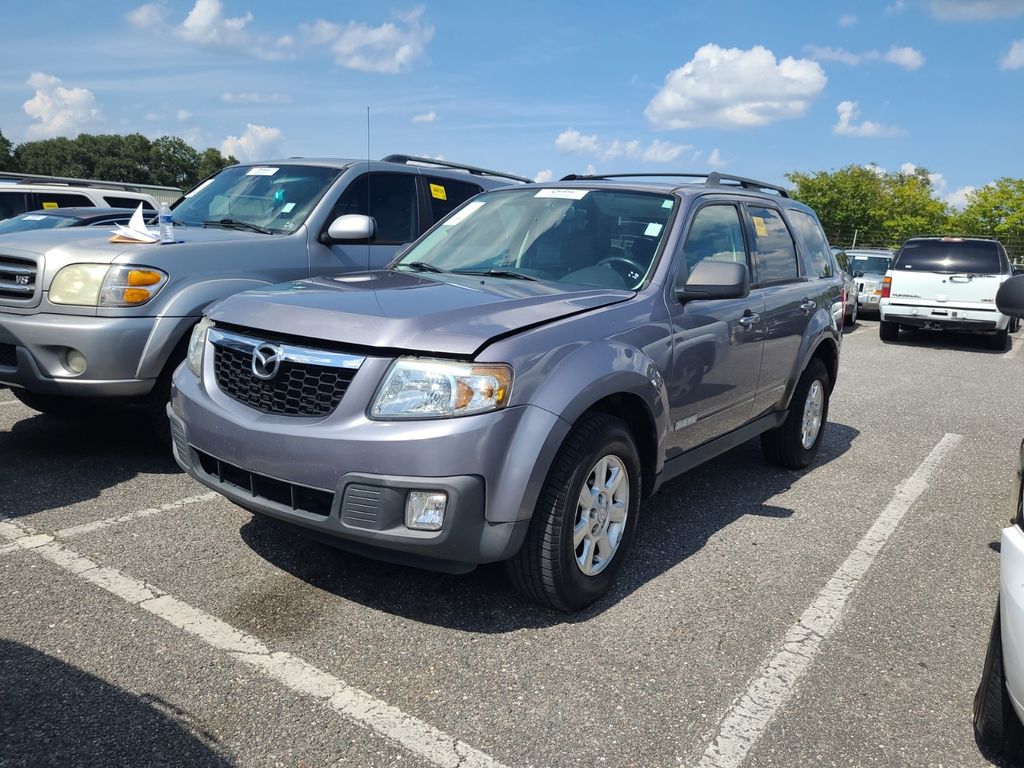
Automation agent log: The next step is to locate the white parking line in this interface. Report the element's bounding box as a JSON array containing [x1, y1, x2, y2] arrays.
[[1004, 339, 1024, 361], [692, 433, 962, 768], [54, 491, 219, 539], [0, 515, 506, 768], [0, 399, 21, 407]]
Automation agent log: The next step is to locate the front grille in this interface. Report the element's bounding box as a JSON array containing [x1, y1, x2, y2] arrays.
[[210, 329, 363, 417], [0, 255, 37, 301], [0, 343, 16, 368], [194, 449, 334, 517]]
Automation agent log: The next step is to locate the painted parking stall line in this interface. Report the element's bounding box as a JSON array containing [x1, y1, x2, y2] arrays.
[[0, 515, 507, 768], [692, 433, 962, 768], [54, 491, 219, 539]]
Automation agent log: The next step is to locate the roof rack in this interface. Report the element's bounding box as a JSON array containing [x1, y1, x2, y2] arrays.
[[557, 171, 789, 198], [381, 154, 531, 184], [0, 171, 181, 197]]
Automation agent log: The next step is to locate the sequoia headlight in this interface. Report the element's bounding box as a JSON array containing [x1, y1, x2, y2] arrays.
[[49, 264, 168, 307], [186, 317, 214, 376], [371, 358, 513, 419]]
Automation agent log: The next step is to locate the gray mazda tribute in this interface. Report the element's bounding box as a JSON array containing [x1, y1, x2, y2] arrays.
[[0, 155, 526, 437], [169, 173, 843, 611]]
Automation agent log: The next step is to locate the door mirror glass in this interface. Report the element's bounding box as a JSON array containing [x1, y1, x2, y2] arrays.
[[327, 214, 375, 241], [678, 260, 750, 302], [996, 274, 1024, 318]]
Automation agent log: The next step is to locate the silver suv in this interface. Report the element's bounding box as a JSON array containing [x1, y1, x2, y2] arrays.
[[169, 172, 843, 611], [0, 155, 526, 435]]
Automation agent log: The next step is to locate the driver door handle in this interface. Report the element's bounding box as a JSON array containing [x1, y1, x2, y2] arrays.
[[800, 299, 817, 314], [738, 312, 760, 329]]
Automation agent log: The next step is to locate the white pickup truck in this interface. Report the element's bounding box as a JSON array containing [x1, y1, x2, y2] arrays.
[[879, 236, 1015, 350]]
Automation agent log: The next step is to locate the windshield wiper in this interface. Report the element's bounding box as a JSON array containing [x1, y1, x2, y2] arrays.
[[400, 261, 446, 273], [203, 219, 273, 235], [453, 269, 541, 282]]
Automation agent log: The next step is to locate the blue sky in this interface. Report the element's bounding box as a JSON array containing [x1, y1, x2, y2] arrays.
[[1, 0, 1022, 205]]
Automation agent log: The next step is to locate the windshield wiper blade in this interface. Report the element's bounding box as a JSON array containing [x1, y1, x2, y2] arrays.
[[453, 269, 541, 281], [401, 261, 446, 273], [203, 219, 273, 235]]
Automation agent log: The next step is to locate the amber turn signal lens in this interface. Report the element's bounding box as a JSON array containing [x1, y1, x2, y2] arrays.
[[127, 269, 163, 286], [123, 288, 152, 303]]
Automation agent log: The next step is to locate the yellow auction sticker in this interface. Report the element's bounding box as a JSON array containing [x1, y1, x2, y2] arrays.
[[429, 183, 447, 200], [752, 216, 768, 237], [42, 202, 58, 209]]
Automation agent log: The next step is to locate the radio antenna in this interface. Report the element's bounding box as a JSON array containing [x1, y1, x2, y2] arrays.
[[366, 106, 371, 270]]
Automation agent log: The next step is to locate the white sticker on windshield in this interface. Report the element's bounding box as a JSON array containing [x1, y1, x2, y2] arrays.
[[281, 202, 296, 213], [184, 179, 214, 198], [245, 166, 279, 176], [644, 223, 663, 237], [662, 199, 673, 208], [534, 189, 589, 200], [443, 200, 485, 226], [23, 214, 46, 221]]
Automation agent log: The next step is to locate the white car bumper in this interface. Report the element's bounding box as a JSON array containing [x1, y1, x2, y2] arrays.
[[1001, 524, 1024, 720]]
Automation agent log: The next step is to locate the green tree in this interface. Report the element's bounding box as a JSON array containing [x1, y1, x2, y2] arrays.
[[952, 179, 1024, 248], [0, 129, 13, 171], [149, 136, 199, 188], [195, 147, 237, 185], [786, 165, 890, 246], [880, 167, 950, 245]]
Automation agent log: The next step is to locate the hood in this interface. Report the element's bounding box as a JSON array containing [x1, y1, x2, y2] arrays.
[[208, 271, 631, 356]]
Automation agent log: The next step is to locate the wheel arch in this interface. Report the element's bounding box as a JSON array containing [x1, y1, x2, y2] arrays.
[[582, 392, 660, 500]]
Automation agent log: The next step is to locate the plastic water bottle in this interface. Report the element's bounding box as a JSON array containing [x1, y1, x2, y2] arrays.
[[158, 202, 174, 244]]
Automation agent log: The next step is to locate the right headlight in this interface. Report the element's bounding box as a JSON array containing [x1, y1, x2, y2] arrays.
[[371, 358, 513, 419], [186, 317, 214, 376]]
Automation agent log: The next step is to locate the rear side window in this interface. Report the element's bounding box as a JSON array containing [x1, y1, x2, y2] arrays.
[[36, 192, 92, 208], [748, 206, 799, 284], [0, 190, 30, 220], [788, 209, 834, 278], [424, 177, 482, 224], [895, 240, 1001, 274], [676, 204, 749, 288], [104, 195, 156, 211]]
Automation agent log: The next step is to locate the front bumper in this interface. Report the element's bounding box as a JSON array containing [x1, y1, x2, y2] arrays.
[[1002, 524, 1024, 721], [879, 302, 1007, 332], [0, 311, 157, 396], [169, 361, 569, 571]]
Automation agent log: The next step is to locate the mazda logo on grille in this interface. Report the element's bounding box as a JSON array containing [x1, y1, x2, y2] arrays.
[[251, 343, 284, 380]]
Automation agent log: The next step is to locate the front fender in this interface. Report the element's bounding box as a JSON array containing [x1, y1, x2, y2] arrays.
[[136, 277, 272, 379]]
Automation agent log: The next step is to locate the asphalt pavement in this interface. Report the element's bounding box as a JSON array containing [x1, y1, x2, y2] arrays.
[[1, 316, 1021, 768]]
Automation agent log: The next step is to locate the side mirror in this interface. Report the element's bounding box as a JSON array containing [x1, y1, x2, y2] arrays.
[[678, 260, 750, 302], [853, 270, 864, 278], [323, 214, 375, 243], [997, 274, 1024, 317]]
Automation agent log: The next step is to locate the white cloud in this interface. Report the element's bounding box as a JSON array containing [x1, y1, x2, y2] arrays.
[[584, 164, 597, 176], [833, 100, 906, 138], [555, 129, 689, 164], [126, 2, 167, 27], [1002, 39, 1024, 69], [645, 44, 827, 130], [805, 44, 924, 70], [885, 46, 925, 69], [221, 91, 291, 104], [865, 163, 888, 176], [899, 162, 946, 193], [412, 111, 438, 123], [306, 6, 434, 74], [176, 109, 192, 121], [534, 169, 553, 182], [945, 186, 976, 209], [22, 72, 102, 139], [886, 0, 906, 12], [925, 0, 1024, 20], [221, 123, 282, 161], [839, 13, 858, 26], [707, 148, 727, 168]]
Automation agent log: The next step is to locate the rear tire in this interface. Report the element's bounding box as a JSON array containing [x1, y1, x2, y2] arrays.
[[990, 329, 1009, 351], [506, 412, 641, 612], [761, 358, 830, 470], [879, 320, 900, 342], [844, 300, 857, 327], [974, 601, 1024, 762]]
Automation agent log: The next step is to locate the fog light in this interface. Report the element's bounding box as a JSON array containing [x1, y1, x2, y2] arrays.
[[405, 491, 447, 531], [65, 349, 87, 374]]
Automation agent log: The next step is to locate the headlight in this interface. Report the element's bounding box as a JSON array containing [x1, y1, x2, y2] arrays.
[[186, 317, 214, 376], [49, 264, 168, 306], [371, 358, 513, 419]]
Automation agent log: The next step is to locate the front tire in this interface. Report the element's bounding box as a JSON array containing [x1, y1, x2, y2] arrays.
[[879, 320, 900, 341], [506, 412, 641, 612], [761, 358, 830, 470], [974, 601, 1024, 761]]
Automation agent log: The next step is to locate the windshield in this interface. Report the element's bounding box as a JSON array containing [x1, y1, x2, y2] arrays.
[[849, 254, 892, 274], [172, 164, 342, 234], [0, 213, 76, 235], [895, 240, 1001, 274], [394, 187, 676, 290]]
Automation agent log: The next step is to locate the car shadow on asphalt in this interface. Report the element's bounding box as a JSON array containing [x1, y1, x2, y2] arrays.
[[881, 327, 1015, 354], [0, 410, 179, 519], [0, 640, 233, 766], [238, 422, 859, 631]]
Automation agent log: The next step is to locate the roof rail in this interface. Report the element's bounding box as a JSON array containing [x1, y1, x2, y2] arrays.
[[0, 171, 181, 197], [558, 171, 790, 198], [381, 154, 531, 184]]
